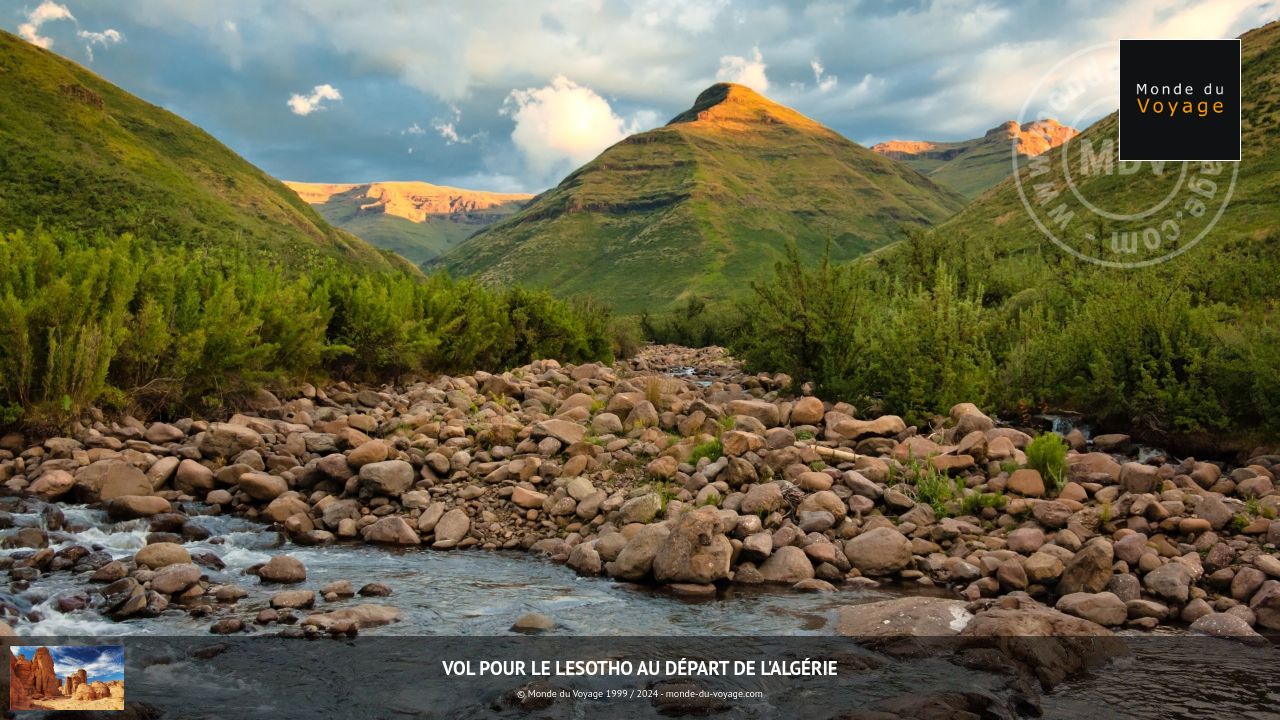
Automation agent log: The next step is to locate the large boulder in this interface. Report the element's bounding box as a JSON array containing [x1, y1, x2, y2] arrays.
[[609, 524, 670, 581], [1055, 592, 1127, 627], [106, 495, 171, 520], [199, 422, 264, 459], [758, 546, 815, 584], [75, 460, 152, 501], [533, 419, 586, 445], [836, 596, 973, 638], [359, 460, 415, 497], [739, 483, 784, 516], [174, 459, 216, 495], [237, 472, 287, 502], [843, 526, 913, 576], [652, 507, 732, 584], [832, 415, 906, 440], [258, 555, 306, 583], [303, 604, 401, 631], [789, 396, 824, 425], [960, 605, 1127, 690], [150, 563, 202, 595], [134, 542, 191, 570], [29, 469, 75, 499], [727, 399, 780, 428], [1143, 562, 1192, 603]]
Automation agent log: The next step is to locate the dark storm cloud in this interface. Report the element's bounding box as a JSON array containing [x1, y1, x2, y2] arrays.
[[6, 1, 1276, 191]]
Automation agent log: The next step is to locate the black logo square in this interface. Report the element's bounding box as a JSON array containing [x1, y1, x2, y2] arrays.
[[1120, 39, 1241, 161]]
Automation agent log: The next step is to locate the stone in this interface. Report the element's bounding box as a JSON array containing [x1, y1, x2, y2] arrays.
[[727, 399, 780, 427], [739, 483, 785, 515], [359, 582, 392, 597], [270, 590, 316, 610], [789, 396, 824, 425], [347, 440, 390, 468], [77, 460, 152, 501], [1007, 527, 1045, 554], [106, 495, 171, 520], [28, 469, 75, 498], [259, 555, 306, 583], [511, 612, 556, 633], [533, 419, 586, 445], [758, 546, 815, 584], [652, 506, 732, 584], [843, 527, 913, 576], [134, 542, 191, 569], [836, 596, 972, 638], [175, 460, 216, 494], [618, 493, 663, 524], [960, 606, 1125, 690], [432, 509, 470, 549], [1249, 581, 1280, 630], [359, 460, 414, 496], [1189, 612, 1265, 642], [361, 516, 421, 545], [303, 604, 401, 631], [1143, 562, 1192, 603], [200, 422, 263, 458], [1057, 542, 1113, 595], [237, 472, 287, 502], [646, 455, 679, 479], [145, 423, 185, 444], [1195, 495, 1233, 531], [511, 486, 548, 509], [610, 524, 670, 581], [1119, 463, 1160, 494], [1024, 552, 1065, 583], [833, 415, 906, 440], [1007, 469, 1046, 498], [1055, 592, 1127, 627], [150, 563, 202, 594]]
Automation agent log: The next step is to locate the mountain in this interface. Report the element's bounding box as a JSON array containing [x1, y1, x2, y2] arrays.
[[284, 181, 531, 266], [0, 29, 407, 272], [871, 119, 1077, 199], [442, 83, 966, 314]]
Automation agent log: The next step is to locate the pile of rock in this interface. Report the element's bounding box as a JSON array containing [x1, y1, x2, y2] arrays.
[[1, 345, 1277, 638]]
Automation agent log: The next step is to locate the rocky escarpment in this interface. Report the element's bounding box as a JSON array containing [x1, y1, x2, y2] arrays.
[[0, 346, 1277, 645]]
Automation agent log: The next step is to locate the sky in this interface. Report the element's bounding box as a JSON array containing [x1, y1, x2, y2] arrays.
[[5, 0, 1278, 192], [13, 645, 125, 684]]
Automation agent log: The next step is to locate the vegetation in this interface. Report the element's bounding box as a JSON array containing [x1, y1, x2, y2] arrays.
[[0, 228, 613, 426], [689, 439, 724, 464], [1025, 434, 1069, 491]]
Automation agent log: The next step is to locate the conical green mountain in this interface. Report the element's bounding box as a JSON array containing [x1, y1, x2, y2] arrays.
[[0, 29, 408, 272], [443, 83, 965, 313]]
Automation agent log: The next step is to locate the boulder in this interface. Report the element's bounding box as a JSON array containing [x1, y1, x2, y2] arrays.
[[76, 460, 152, 501], [960, 605, 1126, 690], [652, 506, 732, 584], [237, 472, 287, 502], [609, 524, 670, 581], [175, 459, 216, 495], [270, 590, 316, 610], [758, 545, 815, 584], [1007, 469, 1045, 498], [361, 516, 421, 545], [511, 612, 556, 633], [727, 399, 780, 427], [1057, 541, 1113, 595], [511, 486, 549, 509], [303, 604, 401, 630], [843, 527, 912, 576], [618, 493, 663, 524], [359, 460, 414, 497], [789, 396, 824, 425], [258, 555, 306, 583], [533, 419, 586, 445], [836, 596, 973, 638], [150, 563, 202, 595], [1055, 592, 1127, 627], [134, 542, 191, 570], [1143, 562, 1192, 603], [107, 495, 171, 520], [739, 483, 784, 515], [432, 509, 470, 549], [1189, 612, 1265, 643], [29, 469, 75, 499], [199, 422, 263, 458]]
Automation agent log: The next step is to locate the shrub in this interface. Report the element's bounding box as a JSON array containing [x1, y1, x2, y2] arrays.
[[689, 439, 723, 464], [1025, 433, 1069, 491]]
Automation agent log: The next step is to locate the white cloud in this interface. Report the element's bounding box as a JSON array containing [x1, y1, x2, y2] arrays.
[[403, 123, 426, 135], [17, 1, 74, 49], [287, 84, 342, 116], [502, 75, 652, 182], [78, 28, 123, 61], [716, 47, 768, 93], [637, 0, 728, 33], [429, 106, 484, 145], [810, 58, 837, 92], [46, 649, 121, 684]]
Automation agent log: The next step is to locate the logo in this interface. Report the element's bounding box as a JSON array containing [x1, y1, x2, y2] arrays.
[[1015, 42, 1239, 268]]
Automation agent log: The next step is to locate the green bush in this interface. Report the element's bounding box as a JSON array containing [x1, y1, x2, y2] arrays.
[[689, 438, 723, 463], [1025, 433, 1069, 491]]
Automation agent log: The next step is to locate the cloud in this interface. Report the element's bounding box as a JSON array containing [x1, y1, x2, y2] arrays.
[[287, 84, 342, 116], [403, 123, 426, 135], [78, 28, 124, 61], [17, 1, 74, 49], [502, 75, 652, 182], [430, 106, 484, 145], [810, 58, 837, 92], [716, 47, 768, 93], [16, 646, 124, 684]]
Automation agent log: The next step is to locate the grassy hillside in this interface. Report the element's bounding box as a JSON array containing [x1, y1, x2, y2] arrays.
[[285, 181, 529, 266], [0, 29, 408, 272], [871, 120, 1076, 199], [443, 83, 965, 314]]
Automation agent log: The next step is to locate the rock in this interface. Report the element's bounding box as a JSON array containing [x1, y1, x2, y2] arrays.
[[727, 399, 780, 427], [618, 493, 663, 524], [836, 596, 972, 638], [1231, 566, 1266, 601], [833, 415, 906, 440], [610, 524, 670, 581], [210, 617, 245, 634], [258, 555, 306, 583], [511, 486, 548, 509], [361, 516, 421, 545], [793, 578, 836, 593], [960, 605, 1125, 690], [1189, 612, 1265, 643], [652, 506, 732, 584], [567, 543, 602, 576], [150, 563, 202, 594], [1024, 552, 1065, 583], [200, 422, 263, 459], [1254, 554, 1280, 579], [759, 545, 816, 584], [1195, 495, 1233, 531], [1058, 542, 1113, 595], [175, 460, 216, 495], [76, 460, 152, 501], [740, 483, 785, 515], [28, 469, 75, 498], [1055, 592, 1127, 626], [237, 472, 287, 502], [1007, 469, 1045, 498], [359, 460, 414, 496], [533, 419, 586, 445], [270, 590, 316, 610], [347, 440, 389, 468], [1249, 581, 1280, 630], [1006, 527, 1045, 554], [134, 542, 191, 570], [145, 423, 185, 444], [843, 527, 913, 576], [1119, 463, 1160, 494], [646, 455, 679, 479], [303, 604, 401, 630], [432, 509, 470, 549], [1143, 562, 1192, 603], [789, 396, 824, 425], [511, 612, 556, 633], [107, 495, 171, 520]]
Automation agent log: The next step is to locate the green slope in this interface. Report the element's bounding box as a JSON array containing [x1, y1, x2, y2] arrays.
[[443, 83, 965, 314], [0, 29, 409, 272]]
